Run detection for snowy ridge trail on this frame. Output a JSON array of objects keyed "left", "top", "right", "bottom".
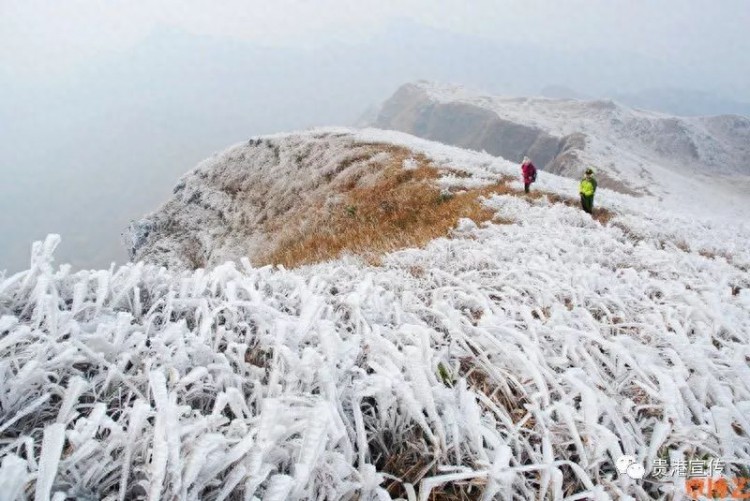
[{"left": 1, "top": 129, "right": 750, "bottom": 500}]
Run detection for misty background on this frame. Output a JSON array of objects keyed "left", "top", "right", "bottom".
[{"left": 2, "top": 1, "right": 749, "bottom": 272}]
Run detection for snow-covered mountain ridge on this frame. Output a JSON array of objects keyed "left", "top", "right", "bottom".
[
  {"left": 373, "top": 82, "right": 750, "bottom": 216},
  {"left": 1, "top": 128, "right": 749, "bottom": 500}
]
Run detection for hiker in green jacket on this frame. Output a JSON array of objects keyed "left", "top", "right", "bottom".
[{"left": 579, "top": 168, "right": 597, "bottom": 214}]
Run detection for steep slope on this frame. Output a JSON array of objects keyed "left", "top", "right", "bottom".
[
  {"left": 372, "top": 82, "right": 750, "bottom": 213},
  {"left": 2, "top": 129, "right": 750, "bottom": 500}
]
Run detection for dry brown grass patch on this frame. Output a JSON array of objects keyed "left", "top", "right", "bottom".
[
  {"left": 257, "top": 143, "right": 620, "bottom": 268},
  {"left": 259, "top": 145, "right": 512, "bottom": 268},
  {"left": 592, "top": 207, "right": 615, "bottom": 224},
  {"left": 368, "top": 416, "right": 487, "bottom": 500}
]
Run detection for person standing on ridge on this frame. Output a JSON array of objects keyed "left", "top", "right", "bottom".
[
  {"left": 521, "top": 156, "right": 537, "bottom": 194},
  {"left": 579, "top": 168, "right": 597, "bottom": 214}
]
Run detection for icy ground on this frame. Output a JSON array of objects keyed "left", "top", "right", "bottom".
[{"left": 1, "top": 129, "right": 749, "bottom": 500}]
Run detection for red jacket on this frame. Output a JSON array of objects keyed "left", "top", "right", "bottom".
[{"left": 522, "top": 162, "right": 537, "bottom": 184}]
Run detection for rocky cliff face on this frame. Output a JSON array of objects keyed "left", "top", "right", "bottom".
[{"left": 374, "top": 83, "right": 575, "bottom": 172}]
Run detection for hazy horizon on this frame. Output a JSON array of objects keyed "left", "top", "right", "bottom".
[{"left": 2, "top": 1, "right": 749, "bottom": 272}]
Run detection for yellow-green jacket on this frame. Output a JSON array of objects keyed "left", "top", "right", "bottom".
[{"left": 580, "top": 176, "right": 597, "bottom": 196}]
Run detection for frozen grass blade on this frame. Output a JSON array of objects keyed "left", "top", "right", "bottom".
[
  {"left": 34, "top": 423, "right": 65, "bottom": 501},
  {"left": 0, "top": 454, "right": 29, "bottom": 501}
]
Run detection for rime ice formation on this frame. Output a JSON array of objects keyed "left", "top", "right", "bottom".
[{"left": 2, "top": 127, "right": 749, "bottom": 500}]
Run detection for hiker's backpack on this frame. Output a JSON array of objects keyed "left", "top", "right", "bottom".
[{"left": 530, "top": 164, "right": 537, "bottom": 182}]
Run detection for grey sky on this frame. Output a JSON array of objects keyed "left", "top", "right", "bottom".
[
  {"left": 2, "top": 0, "right": 749, "bottom": 92},
  {"left": 1, "top": 0, "right": 749, "bottom": 272}
]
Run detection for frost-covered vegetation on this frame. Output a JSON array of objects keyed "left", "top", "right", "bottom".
[
  {"left": 125, "top": 130, "right": 514, "bottom": 270},
  {"left": 1, "top": 129, "right": 750, "bottom": 500}
]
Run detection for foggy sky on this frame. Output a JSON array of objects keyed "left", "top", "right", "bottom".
[
  {"left": 2, "top": 0, "right": 749, "bottom": 97},
  {"left": 1, "top": 0, "right": 749, "bottom": 272}
]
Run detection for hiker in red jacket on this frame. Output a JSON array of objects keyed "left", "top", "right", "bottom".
[{"left": 521, "top": 157, "right": 537, "bottom": 193}]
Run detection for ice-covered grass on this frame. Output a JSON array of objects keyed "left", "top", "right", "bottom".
[
  {"left": 2, "top": 129, "right": 750, "bottom": 500},
  {"left": 1, "top": 225, "right": 748, "bottom": 499}
]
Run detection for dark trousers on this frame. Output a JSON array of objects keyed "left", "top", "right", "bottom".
[
  {"left": 524, "top": 183, "right": 531, "bottom": 193},
  {"left": 580, "top": 194, "right": 594, "bottom": 214}
]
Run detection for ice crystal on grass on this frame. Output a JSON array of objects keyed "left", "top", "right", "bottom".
[{"left": 2, "top": 129, "right": 749, "bottom": 500}]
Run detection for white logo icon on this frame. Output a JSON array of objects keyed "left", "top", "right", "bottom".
[
  {"left": 626, "top": 463, "right": 645, "bottom": 479},
  {"left": 616, "top": 455, "right": 645, "bottom": 479}
]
